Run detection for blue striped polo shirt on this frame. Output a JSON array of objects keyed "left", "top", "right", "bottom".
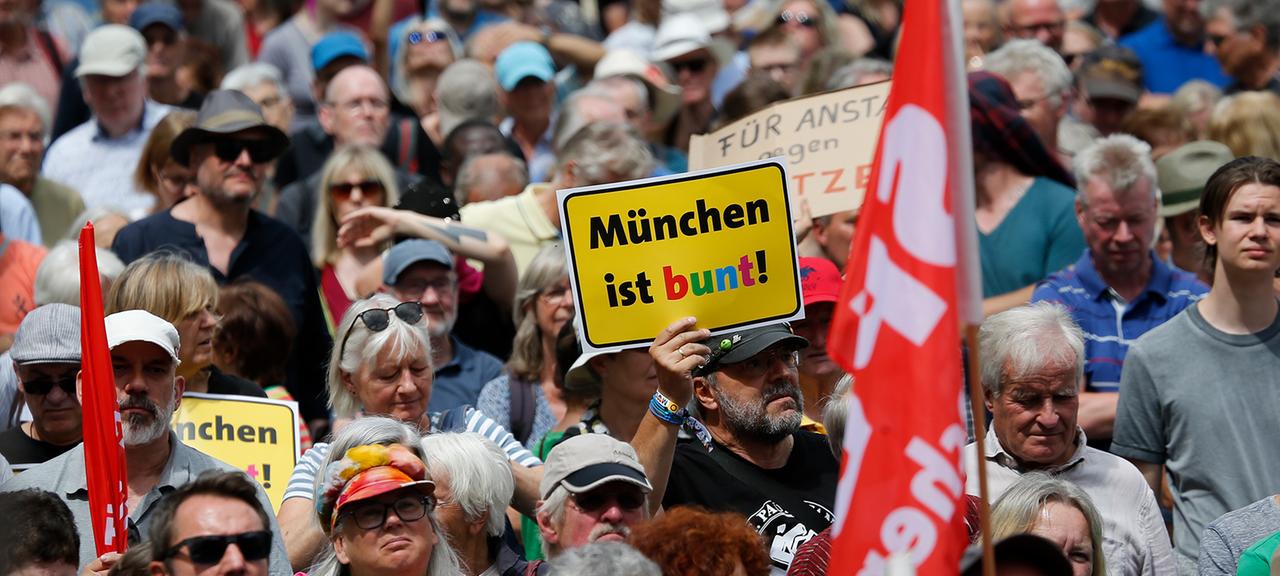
[{"left": 1031, "top": 251, "right": 1208, "bottom": 392}]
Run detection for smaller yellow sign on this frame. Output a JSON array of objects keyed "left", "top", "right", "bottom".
[
  {"left": 171, "top": 393, "right": 300, "bottom": 512},
  {"left": 559, "top": 160, "right": 804, "bottom": 352}
]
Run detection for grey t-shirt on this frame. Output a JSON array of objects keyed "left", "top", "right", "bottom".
[
  {"left": 1200, "top": 496, "right": 1280, "bottom": 576},
  {"left": 1113, "top": 304, "right": 1280, "bottom": 574}
]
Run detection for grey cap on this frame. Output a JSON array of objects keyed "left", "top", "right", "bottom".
[
  {"left": 540, "top": 433, "right": 652, "bottom": 500},
  {"left": 10, "top": 304, "right": 82, "bottom": 365},
  {"left": 694, "top": 322, "right": 809, "bottom": 376},
  {"left": 1157, "top": 140, "right": 1235, "bottom": 217},
  {"left": 382, "top": 239, "right": 454, "bottom": 286},
  {"left": 169, "top": 89, "right": 290, "bottom": 167}
]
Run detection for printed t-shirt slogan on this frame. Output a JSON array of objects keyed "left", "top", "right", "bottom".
[{"left": 559, "top": 160, "right": 803, "bottom": 353}]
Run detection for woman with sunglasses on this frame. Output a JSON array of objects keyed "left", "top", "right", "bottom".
[
  {"left": 279, "top": 294, "right": 542, "bottom": 571},
  {"left": 310, "top": 417, "right": 462, "bottom": 576},
  {"left": 392, "top": 19, "right": 459, "bottom": 145},
  {"left": 476, "top": 245, "right": 577, "bottom": 450},
  {"left": 313, "top": 145, "right": 400, "bottom": 333}
]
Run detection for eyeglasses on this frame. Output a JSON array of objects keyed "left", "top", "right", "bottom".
[
  {"left": 539, "top": 285, "right": 573, "bottom": 306},
  {"left": 343, "top": 495, "right": 435, "bottom": 530},
  {"left": 723, "top": 346, "right": 799, "bottom": 378},
  {"left": 1012, "top": 20, "right": 1064, "bottom": 35},
  {"left": 408, "top": 30, "right": 447, "bottom": 45},
  {"left": 670, "top": 57, "right": 710, "bottom": 75},
  {"left": 776, "top": 10, "right": 817, "bottom": 27},
  {"left": 22, "top": 373, "right": 77, "bottom": 396},
  {"left": 395, "top": 275, "right": 457, "bottom": 300},
  {"left": 338, "top": 302, "right": 425, "bottom": 361},
  {"left": 213, "top": 139, "right": 276, "bottom": 164},
  {"left": 569, "top": 488, "right": 645, "bottom": 513},
  {"left": 330, "top": 180, "right": 386, "bottom": 200},
  {"left": 164, "top": 531, "right": 272, "bottom": 565},
  {"left": 330, "top": 97, "right": 390, "bottom": 116}
]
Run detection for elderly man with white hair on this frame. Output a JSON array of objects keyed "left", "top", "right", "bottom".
[
  {"left": 1031, "top": 134, "right": 1206, "bottom": 447},
  {"left": 964, "top": 302, "right": 1174, "bottom": 576},
  {"left": 0, "top": 83, "right": 85, "bottom": 246}
]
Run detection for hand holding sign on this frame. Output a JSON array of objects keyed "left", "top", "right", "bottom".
[{"left": 649, "top": 317, "right": 711, "bottom": 407}]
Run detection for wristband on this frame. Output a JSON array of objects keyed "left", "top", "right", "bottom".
[{"left": 649, "top": 390, "right": 716, "bottom": 452}]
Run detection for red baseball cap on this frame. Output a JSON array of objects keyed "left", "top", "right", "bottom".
[{"left": 799, "top": 257, "right": 842, "bottom": 306}]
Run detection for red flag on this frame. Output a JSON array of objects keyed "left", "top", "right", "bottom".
[
  {"left": 825, "top": 0, "right": 979, "bottom": 572},
  {"left": 79, "top": 224, "right": 129, "bottom": 557}
]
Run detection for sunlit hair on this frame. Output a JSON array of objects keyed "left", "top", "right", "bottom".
[
  {"left": 630, "top": 507, "right": 770, "bottom": 576},
  {"left": 983, "top": 39, "right": 1072, "bottom": 109},
  {"left": 0, "top": 82, "right": 51, "bottom": 136},
  {"left": 1073, "top": 133, "right": 1158, "bottom": 205},
  {"left": 312, "top": 145, "right": 400, "bottom": 268},
  {"left": 822, "top": 374, "right": 854, "bottom": 457},
  {"left": 549, "top": 541, "right": 662, "bottom": 575},
  {"left": 554, "top": 122, "right": 654, "bottom": 187},
  {"left": 105, "top": 251, "right": 217, "bottom": 325},
  {"left": 1209, "top": 91, "right": 1280, "bottom": 162},
  {"left": 507, "top": 245, "right": 569, "bottom": 381},
  {"left": 327, "top": 294, "right": 432, "bottom": 420},
  {"left": 420, "top": 432, "right": 513, "bottom": 537},
  {"left": 134, "top": 110, "right": 197, "bottom": 201},
  {"left": 990, "top": 472, "right": 1107, "bottom": 576},
  {"left": 35, "top": 240, "right": 124, "bottom": 306},
  {"left": 979, "top": 302, "right": 1084, "bottom": 397}
]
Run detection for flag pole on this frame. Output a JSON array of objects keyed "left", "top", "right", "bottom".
[{"left": 965, "top": 325, "right": 995, "bottom": 576}]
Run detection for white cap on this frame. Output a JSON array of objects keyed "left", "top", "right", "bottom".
[
  {"left": 594, "top": 49, "right": 683, "bottom": 127},
  {"left": 76, "top": 25, "right": 146, "bottom": 78},
  {"left": 650, "top": 13, "right": 733, "bottom": 67},
  {"left": 662, "top": 0, "right": 730, "bottom": 34},
  {"left": 105, "top": 310, "right": 181, "bottom": 362}
]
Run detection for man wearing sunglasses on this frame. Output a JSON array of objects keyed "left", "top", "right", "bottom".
[
  {"left": 635, "top": 321, "right": 838, "bottom": 574},
  {"left": 2, "top": 310, "right": 290, "bottom": 575},
  {"left": 147, "top": 471, "right": 273, "bottom": 576},
  {"left": 112, "top": 89, "right": 334, "bottom": 426},
  {"left": 0, "top": 304, "right": 83, "bottom": 473},
  {"left": 535, "top": 433, "right": 652, "bottom": 559}
]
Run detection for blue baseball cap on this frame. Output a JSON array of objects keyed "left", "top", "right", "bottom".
[
  {"left": 311, "top": 31, "right": 369, "bottom": 72},
  {"left": 495, "top": 41, "right": 555, "bottom": 91},
  {"left": 382, "top": 239, "right": 454, "bottom": 286},
  {"left": 129, "top": 3, "right": 185, "bottom": 33}
]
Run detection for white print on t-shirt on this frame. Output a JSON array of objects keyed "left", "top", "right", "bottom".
[{"left": 748, "top": 499, "right": 835, "bottom": 574}]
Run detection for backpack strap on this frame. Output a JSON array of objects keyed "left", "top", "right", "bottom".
[
  {"left": 508, "top": 379, "right": 535, "bottom": 445},
  {"left": 525, "top": 559, "right": 544, "bottom": 576},
  {"left": 397, "top": 118, "right": 419, "bottom": 174},
  {"left": 36, "top": 30, "right": 64, "bottom": 77}
]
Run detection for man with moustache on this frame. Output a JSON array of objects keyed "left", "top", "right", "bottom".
[
  {"left": 1, "top": 310, "right": 290, "bottom": 575},
  {"left": 536, "top": 434, "right": 652, "bottom": 560},
  {"left": 634, "top": 321, "right": 837, "bottom": 574},
  {"left": 111, "top": 90, "right": 332, "bottom": 424}
]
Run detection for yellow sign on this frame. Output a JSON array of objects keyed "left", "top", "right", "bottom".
[
  {"left": 689, "top": 81, "right": 890, "bottom": 218},
  {"left": 171, "top": 393, "right": 300, "bottom": 511},
  {"left": 559, "top": 160, "right": 803, "bottom": 352}
]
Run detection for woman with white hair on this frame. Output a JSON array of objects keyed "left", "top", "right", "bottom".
[
  {"left": 310, "top": 416, "right": 463, "bottom": 576},
  {"left": 278, "top": 294, "right": 542, "bottom": 572},
  {"left": 991, "top": 472, "right": 1107, "bottom": 576}
]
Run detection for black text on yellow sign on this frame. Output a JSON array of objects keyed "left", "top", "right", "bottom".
[{"left": 560, "top": 160, "right": 804, "bottom": 352}]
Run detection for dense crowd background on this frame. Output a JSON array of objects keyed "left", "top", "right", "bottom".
[{"left": 3, "top": 0, "right": 1280, "bottom": 573}]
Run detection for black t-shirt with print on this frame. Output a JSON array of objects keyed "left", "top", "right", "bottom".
[{"left": 663, "top": 430, "right": 838, "bottom": 574}]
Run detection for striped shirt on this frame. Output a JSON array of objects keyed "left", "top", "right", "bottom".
[
  {"left": 282, "top": 407, "right": 541, "bottom": 501},
  {"left": 1031, "top": 251, "right": 1207, "bottom": 392},
  {"left": 41, "top": 100, "right": 172, "bottom": 220}
]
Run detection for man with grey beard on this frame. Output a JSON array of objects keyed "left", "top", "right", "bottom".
[
  {"left": 632, "top": 321, "right": 838, "bottom": 575},
  {"left": 1, "top": 310, "right": 290, "bottom": 576}
]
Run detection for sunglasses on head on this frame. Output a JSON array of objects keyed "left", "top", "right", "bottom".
[
  {"left": 22, "top": 373, "right": 77, "bottom": 396},
  {"left": 338, "top": 302, "right": 425, "bottom": 360},
  {"left": 408, "top": 30, "right": 447, "bottom": 45},
  {"left": 330, "top": 180, "right": 385, "bottom": 200},
  {"left": 776, "top": 10, "right": 816, "bottom": 27},
  {"left": 571, "top": 488, "right": 645, "bottom": 513},
  {"left": 165, "top": 531, "right": 272, "bottom": 565},
  {"left": 671, "top": 57, "right": 709, "bottom": 74},
  {"left": 213, "top": 139, "right": 275, "bottom": 164}
]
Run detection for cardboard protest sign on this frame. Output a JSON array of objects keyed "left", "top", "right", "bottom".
[
  {"left": 171, "top": 393, "right": 300, "bottom": 511},
  {"left": 688, "top": 81, "right": 890, "bottom": 218},
  {"left": 559, "top": 159, "right": 803, "bottom": 353}
]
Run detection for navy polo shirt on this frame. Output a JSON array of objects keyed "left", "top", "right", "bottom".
[{"left": 1031, "top": 250, "right": 1207, "bottom": 393}]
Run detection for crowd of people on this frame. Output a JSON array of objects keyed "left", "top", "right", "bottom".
[{"left": 3, "top": 0, "right": 1280, "bottom": 573}]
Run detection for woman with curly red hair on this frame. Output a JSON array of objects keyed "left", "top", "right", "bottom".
[{"left": 629, "top": 506, "right": 771, "bottom": 576}]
